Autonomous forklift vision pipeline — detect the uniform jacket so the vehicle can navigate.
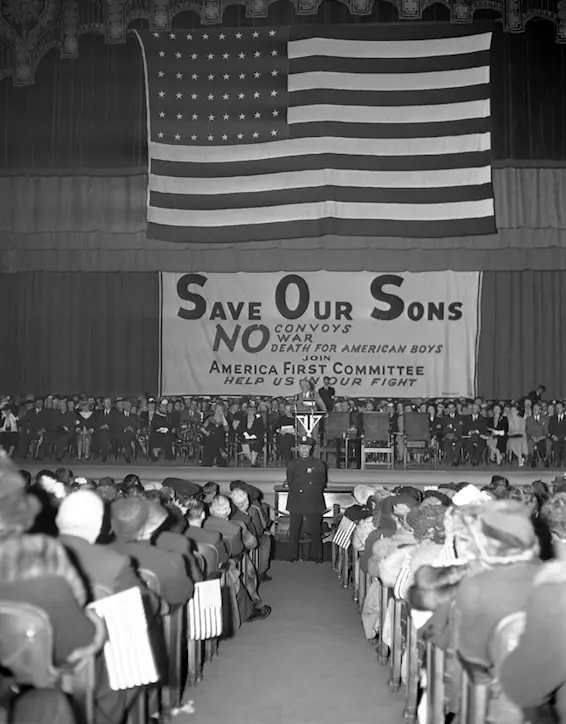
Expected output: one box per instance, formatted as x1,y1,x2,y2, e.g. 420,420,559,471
59,533,143,600
110,539,194,606
184,526,229,564
203,517,244,557
526,414,549,441
285,455,328,516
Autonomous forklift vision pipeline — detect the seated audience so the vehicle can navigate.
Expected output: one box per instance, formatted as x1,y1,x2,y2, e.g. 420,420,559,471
204,494,244,557
110,497,194,607
183,495,230,565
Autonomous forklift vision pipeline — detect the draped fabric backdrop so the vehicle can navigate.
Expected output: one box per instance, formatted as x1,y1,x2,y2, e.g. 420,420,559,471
0,10,565,396
0,273,159,397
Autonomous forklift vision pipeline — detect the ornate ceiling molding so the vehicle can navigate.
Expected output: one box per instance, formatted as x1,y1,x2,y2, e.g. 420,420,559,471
1,0,565,85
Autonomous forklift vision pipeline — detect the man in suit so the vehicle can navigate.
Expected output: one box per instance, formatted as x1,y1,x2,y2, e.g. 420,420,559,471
91,398,118,462
284,435,328,563
203,494,244,557
462,403,489,466
526,402,549,468
318,377,335,414
183,495,229,565
111,398,136,463
56,490,162,614
549,401,566,467
110,498,194,607
442,402,463,466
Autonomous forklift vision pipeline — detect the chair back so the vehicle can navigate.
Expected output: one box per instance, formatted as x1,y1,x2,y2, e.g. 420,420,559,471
325,412,350,439
0,601,57,688
486,611,527,724
405,412,430,441
93,583,113,601
139,568,161,594
196,542,219,577
362,413,390,441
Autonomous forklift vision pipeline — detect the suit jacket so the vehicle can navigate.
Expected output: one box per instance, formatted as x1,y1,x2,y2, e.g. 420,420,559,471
549,415,566,440
318,386,335,411
110,539,194,606
184,526,229,564
155,530,203,582
93,409,120,433
285,455,327,516
442,414,463,441
239,415,265,444
203,517,244,557
59,533,143,600
462,415,488,440
19,408,43,434
526,415,549,441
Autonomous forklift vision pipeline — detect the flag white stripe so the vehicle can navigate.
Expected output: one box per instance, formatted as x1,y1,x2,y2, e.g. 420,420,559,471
148,198,495,227
288,67,490,93
150,166,492,195
149,133,491,163
289,33,492,60
289,100,490,125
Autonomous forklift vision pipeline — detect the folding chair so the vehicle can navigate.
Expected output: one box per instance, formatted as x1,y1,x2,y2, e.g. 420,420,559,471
0,600,95,724
361,413,394,469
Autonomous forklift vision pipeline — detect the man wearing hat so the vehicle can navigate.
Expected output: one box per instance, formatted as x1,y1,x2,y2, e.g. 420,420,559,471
284,435,328,563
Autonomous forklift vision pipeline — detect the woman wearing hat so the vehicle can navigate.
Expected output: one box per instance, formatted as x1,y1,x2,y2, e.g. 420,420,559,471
237,402,266,467
200,403,229,467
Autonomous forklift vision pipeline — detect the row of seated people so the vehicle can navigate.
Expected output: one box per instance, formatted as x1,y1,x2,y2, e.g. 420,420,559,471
0,456,273,724
336,475,566,722
1,387,559,468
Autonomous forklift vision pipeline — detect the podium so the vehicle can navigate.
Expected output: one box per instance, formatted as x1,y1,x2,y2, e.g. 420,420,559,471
294,411,324,440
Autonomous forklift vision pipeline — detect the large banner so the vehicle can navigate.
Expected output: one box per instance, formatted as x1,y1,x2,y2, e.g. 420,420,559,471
161,272,482,398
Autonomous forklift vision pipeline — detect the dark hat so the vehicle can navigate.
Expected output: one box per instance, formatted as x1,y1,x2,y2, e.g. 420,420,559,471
162,477,202,497
229,479,261,501
423,490,452,506
111,498,167,541
393,486,423,504
298,435,314,445
24,394,35,403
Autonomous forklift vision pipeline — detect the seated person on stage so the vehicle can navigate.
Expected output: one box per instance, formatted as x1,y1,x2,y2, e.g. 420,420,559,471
526,402,549,468
272,403,296,464
90,398,117,462
235,401,265,467
53,399,79,462
0,453,141,724
110,497,195,607
201,404,230,467
149,399,174,462
16,397,44,459
441,402,463,466
462,402,489,466
56,489,163,613
182,495,230,565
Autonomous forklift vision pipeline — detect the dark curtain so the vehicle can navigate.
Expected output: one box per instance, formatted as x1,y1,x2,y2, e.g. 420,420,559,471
0,13,565,170
0,273,159,396
477,271,566,399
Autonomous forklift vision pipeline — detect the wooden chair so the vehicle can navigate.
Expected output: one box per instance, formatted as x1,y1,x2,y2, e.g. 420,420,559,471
0,600,95,724
403,412,437,469
361,413,394,469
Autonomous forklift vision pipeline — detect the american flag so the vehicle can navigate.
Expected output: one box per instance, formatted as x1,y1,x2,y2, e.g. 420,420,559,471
333,516,357,549
136,24,494,243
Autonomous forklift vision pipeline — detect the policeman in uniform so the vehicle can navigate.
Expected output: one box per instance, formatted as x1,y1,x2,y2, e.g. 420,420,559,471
284,435,328,563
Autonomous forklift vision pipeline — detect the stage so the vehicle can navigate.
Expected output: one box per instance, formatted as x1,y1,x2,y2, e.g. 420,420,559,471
22,460,564,508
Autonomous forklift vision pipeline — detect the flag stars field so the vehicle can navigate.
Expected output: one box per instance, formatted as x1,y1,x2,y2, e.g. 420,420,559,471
136,24,496,243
